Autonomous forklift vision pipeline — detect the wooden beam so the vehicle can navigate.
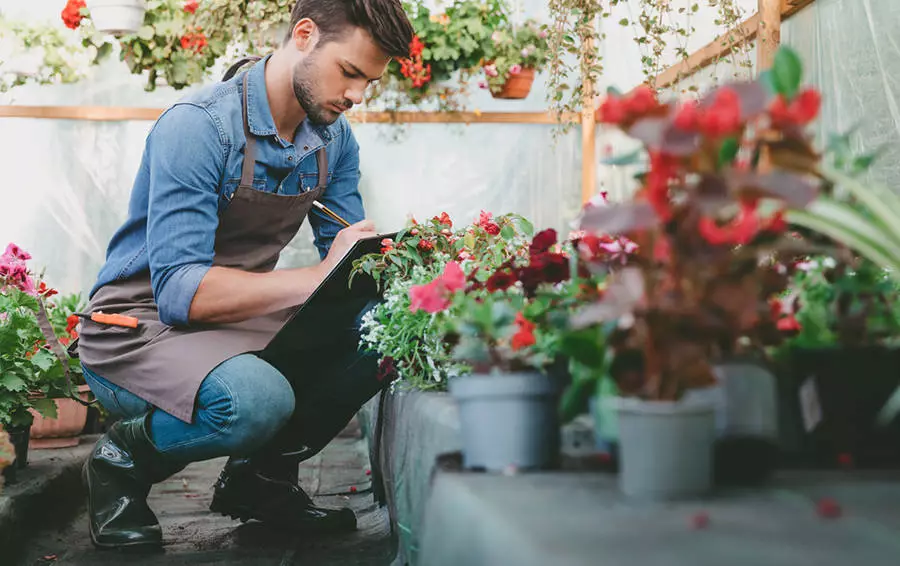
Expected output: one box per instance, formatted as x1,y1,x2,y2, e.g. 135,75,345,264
757,0,783,70
654,0,817,90
581,18,598,204
0,105,575,124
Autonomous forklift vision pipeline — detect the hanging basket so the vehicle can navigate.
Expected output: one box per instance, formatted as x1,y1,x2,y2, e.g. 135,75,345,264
491,68,536,100
86,0,147,36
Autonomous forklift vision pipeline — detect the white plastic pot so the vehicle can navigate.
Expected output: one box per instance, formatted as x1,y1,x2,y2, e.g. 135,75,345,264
86,0,147,36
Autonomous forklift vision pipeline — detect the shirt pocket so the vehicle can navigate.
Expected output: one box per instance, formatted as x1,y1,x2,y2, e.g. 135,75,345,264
298,170,334,192
219,177,272,213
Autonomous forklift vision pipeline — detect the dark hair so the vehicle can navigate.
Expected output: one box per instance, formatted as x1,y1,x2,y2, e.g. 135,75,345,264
287,0,413,58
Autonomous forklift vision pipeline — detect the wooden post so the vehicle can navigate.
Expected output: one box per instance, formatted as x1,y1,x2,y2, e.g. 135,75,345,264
580,18,597,204
757,0,782,70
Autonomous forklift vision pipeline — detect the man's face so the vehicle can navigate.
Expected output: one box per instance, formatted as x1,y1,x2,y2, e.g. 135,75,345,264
292,27,390,125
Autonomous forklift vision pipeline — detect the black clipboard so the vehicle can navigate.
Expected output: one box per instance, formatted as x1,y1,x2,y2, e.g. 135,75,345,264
262,232,397,358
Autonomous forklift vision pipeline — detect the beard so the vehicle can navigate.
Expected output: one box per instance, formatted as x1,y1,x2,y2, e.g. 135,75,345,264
291,56,351,126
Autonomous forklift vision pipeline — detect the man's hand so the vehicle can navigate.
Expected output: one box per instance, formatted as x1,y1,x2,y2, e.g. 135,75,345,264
321,220,377,273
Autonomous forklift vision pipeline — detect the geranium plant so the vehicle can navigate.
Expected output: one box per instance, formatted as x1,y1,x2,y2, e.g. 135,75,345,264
366,0,507,113
64,0,228,91
574,46,825,401
0,244,82,428
480,19,549,95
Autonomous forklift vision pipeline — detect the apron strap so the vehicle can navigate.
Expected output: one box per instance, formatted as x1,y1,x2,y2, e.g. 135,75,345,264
222,55,262,82
314,148,328,190
240,72,257,191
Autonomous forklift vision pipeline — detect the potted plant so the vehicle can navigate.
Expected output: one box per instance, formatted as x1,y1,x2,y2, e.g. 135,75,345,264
771,255,900,468
28,292,91,449
83,0,147,36
354,210,538,391
405,226,601,471
480,19,549,100
365,0,507,114
575,46,824,500
0,244,72,472
65,0,227,91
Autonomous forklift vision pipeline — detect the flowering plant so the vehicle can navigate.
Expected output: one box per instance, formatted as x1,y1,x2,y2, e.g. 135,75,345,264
575,46,825,401
774,256,900,349
367,0,507,112
0,14,97,94
480,19,549,95
0,244,83,428
64,0,227,91
355,211,539,389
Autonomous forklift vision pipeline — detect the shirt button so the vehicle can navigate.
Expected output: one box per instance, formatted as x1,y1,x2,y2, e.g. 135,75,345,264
303,145,309,151
287,155,293,161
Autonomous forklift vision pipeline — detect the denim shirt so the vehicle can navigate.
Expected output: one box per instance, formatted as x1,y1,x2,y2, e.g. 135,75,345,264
90,55,364,327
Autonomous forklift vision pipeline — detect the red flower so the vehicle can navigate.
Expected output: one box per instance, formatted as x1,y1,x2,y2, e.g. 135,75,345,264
597,96,627,124
770,88,821,127
180,29,208,53
61,0,86,30
483,223,501,235
66,314,80,337
529,229,557,256
433,212,453,227
673,100,700,132
399,36,431,88
517,252,569,296
816,498,842,519
698,87,742,138
183,0,199,14
486,270,517,292
644,152,679,221
376,357,397,382
380,238,394,254
417,239,434,252
776,314,802,333
698,201,786,246
510,312,536,351
625,85,658,115
37,281,58,298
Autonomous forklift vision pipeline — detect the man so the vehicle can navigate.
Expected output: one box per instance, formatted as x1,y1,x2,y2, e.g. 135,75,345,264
76,0,413,549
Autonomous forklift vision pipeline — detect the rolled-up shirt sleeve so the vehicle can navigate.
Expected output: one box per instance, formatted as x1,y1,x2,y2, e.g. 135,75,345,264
145,104,226,327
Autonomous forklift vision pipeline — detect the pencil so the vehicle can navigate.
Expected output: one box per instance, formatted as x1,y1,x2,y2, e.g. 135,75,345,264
312,200,352,228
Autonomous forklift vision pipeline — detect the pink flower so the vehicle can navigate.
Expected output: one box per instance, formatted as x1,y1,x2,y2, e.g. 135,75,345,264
478,81,488,89
520,48,530,58
538,30,548,39
3,243,30,261
409,261,466,314
509,64,522,75
491,31,502,43
484,64,499,78
457,250,472,261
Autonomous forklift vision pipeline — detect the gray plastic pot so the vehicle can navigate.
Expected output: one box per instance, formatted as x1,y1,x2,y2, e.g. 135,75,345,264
449,372,560,472
616,396,716,501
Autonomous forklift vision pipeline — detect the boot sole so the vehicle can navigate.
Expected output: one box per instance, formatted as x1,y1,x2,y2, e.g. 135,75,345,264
83,460,163,550
209,496,357,532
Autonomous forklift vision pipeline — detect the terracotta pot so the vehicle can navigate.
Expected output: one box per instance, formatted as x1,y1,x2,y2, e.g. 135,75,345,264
491,68,535,100
29,385,91,449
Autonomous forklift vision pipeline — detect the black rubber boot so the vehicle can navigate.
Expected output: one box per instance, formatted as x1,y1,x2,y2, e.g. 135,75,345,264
83,412,183,549
209,450,357,533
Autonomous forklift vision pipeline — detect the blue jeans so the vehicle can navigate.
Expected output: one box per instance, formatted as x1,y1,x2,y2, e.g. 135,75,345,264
82,299,384,465
83,354,296,463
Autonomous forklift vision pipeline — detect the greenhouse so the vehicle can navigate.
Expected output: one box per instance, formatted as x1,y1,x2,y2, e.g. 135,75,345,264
2,0,900,564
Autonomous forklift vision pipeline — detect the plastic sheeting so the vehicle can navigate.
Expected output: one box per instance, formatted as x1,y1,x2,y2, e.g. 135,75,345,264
783,0,900,189
0,0,581,297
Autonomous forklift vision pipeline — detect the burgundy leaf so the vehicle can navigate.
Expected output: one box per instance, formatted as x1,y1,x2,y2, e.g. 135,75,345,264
730,170,819,207
700,80,769,117
627,117,668,149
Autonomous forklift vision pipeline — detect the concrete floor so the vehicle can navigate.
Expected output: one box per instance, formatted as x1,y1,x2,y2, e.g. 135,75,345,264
15,430,396,566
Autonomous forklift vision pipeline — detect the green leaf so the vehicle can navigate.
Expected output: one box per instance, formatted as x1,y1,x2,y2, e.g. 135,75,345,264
30,397,58,420
0,374,28,392
618,18,629,26
500,225,515,241
771,46,803,99
30,349,56,372
519,217,534,237
718,137,740,167
602,148,642,166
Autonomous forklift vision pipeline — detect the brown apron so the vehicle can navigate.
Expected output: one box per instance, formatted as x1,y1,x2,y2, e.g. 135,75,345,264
79,70,329,424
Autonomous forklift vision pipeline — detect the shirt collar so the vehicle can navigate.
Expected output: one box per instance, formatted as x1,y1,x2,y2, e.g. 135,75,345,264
245,54,339,145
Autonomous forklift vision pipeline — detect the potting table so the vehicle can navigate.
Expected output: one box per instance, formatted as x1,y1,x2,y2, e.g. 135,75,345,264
418,466,900,566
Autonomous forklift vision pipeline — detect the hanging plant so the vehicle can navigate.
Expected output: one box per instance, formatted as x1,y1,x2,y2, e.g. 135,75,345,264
479,19,549,99
64,0,230,91
365,0,508,114
196,0,294,56
0,14,98,94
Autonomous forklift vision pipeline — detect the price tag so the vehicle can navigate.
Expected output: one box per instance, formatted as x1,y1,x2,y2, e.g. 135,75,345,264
799,376,822,432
